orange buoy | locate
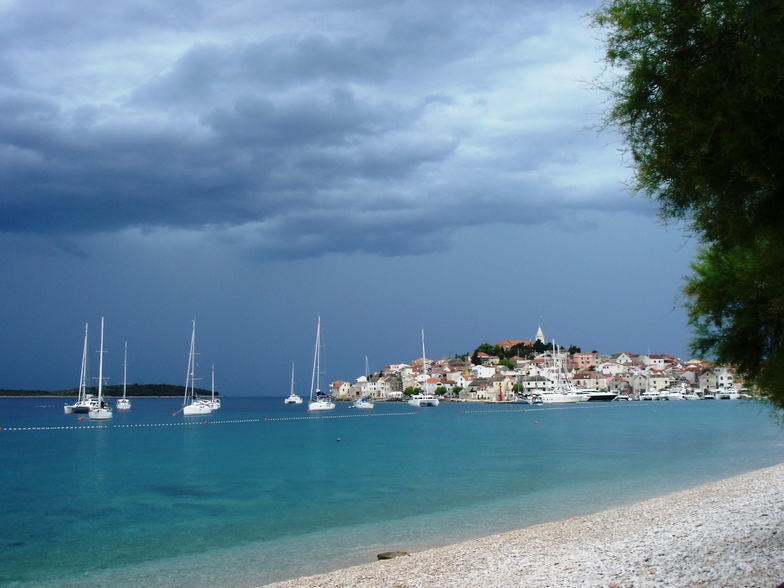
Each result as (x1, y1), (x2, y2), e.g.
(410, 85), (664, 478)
(534, 420), (538, 425)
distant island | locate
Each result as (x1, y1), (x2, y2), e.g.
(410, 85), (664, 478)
(0, 383), (214, 398)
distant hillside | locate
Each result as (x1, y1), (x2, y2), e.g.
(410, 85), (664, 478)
(0, 384), (217, 398)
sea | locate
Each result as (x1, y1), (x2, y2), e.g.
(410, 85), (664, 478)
(1, 397), (783, 588)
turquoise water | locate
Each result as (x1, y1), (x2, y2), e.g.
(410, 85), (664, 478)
(1, 398), (782, 587)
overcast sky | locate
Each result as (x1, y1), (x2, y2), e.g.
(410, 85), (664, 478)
(0, 0), (696, 396)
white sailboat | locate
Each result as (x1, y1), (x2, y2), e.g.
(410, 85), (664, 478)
(284, 363), (303, 404)
(206, 364), (221, 410)
(538, 341), (581, 404)
(88, 317), (113, 421)
(65, 323), (99, 414)
(308, 317), (335, 412)
(352, 356), (374, 409)
(116, 341), (131, 411)
(408, 330), (439, 407)
(182, 321), (212, 416)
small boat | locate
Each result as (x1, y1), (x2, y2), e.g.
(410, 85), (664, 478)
(640, 388), (660, 401)
(284, 363), (303, 404)
(182, 321), (212, 416)
(308, 317), (335, 412)
(577, 389), (618, 402)
(351, 357), (374, 408)
(527, 394), (543, 405)
(717, 387), (740, 400)
(65, 323), (99, 414)
(116, 342), (131, 411)
(408, 330), (439, 407)
(88, 317), (113, 421)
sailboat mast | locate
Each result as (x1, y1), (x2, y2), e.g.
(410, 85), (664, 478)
(97, 316), (105, 403)
(123, 341), (128, 399)
(421, 329), (428, 393)
(310, 316), (321, 401)
(79, 323), (88, 402)
(184, 321), (196, 406)
(291, 363), (295, 396)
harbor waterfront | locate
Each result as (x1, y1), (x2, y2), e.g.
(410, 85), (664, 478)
(1, 397), (782, 587)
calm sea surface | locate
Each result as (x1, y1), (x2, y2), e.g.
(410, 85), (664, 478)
(1, 397), (782, 587)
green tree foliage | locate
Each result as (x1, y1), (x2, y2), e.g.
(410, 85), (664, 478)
(685, 239), (784, 405)
(592, 0), (784, 407)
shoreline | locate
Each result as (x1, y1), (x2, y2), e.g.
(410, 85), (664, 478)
(261, 462), (784, 587)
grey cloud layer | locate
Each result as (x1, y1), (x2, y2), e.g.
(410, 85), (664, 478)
(0, 0), (631, 259)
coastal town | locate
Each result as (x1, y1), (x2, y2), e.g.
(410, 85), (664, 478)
(329, 327), (741, 402)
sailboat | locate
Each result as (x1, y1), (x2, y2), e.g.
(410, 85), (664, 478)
(88, 317), (113, 421)
(116, 341), (131, 411)
(206, 364), (221, 410)
(284, 363), (303, 404)
(538, 340), (581, 404)
(352, 356), (374, 409)
(182, 320), (213, 416)
(65, 323), (99, 414)
(308, 317), (335, 412)
(408, 330), (439, 407)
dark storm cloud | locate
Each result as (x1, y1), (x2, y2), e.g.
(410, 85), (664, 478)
(0, 0), (624, 260)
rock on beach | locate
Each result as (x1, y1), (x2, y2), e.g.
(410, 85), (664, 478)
(260, 463), (784, 587)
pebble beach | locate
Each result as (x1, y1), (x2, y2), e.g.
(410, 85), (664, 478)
(262, 463), (784, 588)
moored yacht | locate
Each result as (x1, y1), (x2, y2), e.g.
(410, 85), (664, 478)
(308, 317), (335, 412)
(88, 317), (113, 421)
(115, 341), (131, 411)
(284, 363), (303, 404)
(181, 321), (213, 417)
(408, 330), (439, 407)
(65, 323), (100, 414)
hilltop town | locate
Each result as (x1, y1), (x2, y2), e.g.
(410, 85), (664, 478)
(330, 327), (739, 401)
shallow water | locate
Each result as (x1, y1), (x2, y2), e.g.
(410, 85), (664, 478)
(1, 397), (782, 587)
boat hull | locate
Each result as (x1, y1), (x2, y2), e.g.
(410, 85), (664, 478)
(308, 401), (335, 411)
(408, 394), (439, 407)
(88, 408), (113, 420)
(586, 392), (618, 402)
(539, 393), (582, 404)
(183, 402), (213, 416)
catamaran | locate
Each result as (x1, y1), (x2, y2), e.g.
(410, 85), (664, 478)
(284, 363), (303, 404)
(308, 317), (335, 412)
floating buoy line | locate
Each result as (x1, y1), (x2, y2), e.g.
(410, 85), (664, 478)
(0, 404), (644, 432)
(0, 411), (418, 432)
